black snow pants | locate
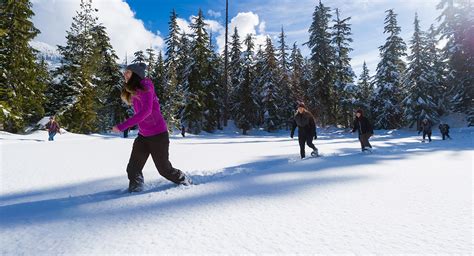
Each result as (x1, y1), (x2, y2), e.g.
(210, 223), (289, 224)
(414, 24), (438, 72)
(126, 132), (184, 187)
(298, 133), (316, 158)
(441, 132), (451, 140)
(359, 133), (372, 150)
(422, 131), (432, 142)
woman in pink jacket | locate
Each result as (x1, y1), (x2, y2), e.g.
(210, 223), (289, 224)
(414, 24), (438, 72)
(112, 63), (192, 192)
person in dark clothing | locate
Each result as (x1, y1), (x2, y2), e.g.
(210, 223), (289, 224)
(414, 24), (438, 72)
(290, 103), (318, 159)
(351, 109), (374, 152)
(112, 63), (192, 192)
(181, 125), (186, 137)
(418, 118), (432, 142)
(45, 116), (61, 141)
(439, 123), (451, 140)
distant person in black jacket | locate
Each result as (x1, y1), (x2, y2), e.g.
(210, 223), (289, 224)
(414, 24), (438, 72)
(290, 102), (318, 159)
(438, 122), (451, 140)
(351, 109), (374, 152)
(418, 118), (432, 142)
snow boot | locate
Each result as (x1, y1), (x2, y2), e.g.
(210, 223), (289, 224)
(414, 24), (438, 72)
(128, 175), (144, 193)
(128, 182), (144, 193)
(179, 173), (193, 186)
(311, 148), (319, 157)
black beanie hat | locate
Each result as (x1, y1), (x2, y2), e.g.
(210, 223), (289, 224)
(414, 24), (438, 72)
(126, 63), (147, 79)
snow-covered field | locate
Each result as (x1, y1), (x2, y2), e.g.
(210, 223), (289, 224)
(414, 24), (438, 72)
(1, 126), (472, 254)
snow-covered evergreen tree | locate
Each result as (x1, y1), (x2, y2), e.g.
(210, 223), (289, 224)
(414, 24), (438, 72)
(0, 0), (47, 132)
(261, 37), (281, 132)
(228, 27), (243, 120)
(54, 0), (100, 133)
(425, 24), (448, 115)
(91, 24), (126, 132)
(277, 27), (293, 129)
(145, 47), (156, 76)
(202, 33), (221, 132)
(437, 0), (474, 125)
(176, 32), (192, 131)
(164, 9), (182, 131)
(289, 43), (305, 104)
(307, 0), (335, 126)
(150, 51), (166, 108)
(402, 14), (439, 127)
(132, 50), (146, 64)
(331, 8), (355, 127)
(372, 9), (407, 129)
(252, 46), (266, 126)
(234, 34), (258, 134)
(182, 9), (211, 134)
(354, 61), (374, 116)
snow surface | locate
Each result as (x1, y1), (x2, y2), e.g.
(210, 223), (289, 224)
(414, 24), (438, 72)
(1, 126), (473, 254)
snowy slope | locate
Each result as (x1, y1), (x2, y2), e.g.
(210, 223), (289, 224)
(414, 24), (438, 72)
(30, 40), (62, 70)
(0, 128), (472, 254)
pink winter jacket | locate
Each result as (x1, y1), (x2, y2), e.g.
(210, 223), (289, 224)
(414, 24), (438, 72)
(117, 78), (168, 137)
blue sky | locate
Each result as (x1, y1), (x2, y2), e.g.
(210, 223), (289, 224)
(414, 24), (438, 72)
(31, 0), (442, 77)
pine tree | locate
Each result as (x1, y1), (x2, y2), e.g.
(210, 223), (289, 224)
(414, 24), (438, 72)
(182, 9), (211, 134)
(437, 0), (474, 125)
(145, 47), (156, 76)
(354, 61), (373, 116)
(54, 0), (100, 133)
(91, 24), (126, 132)
(150, 51), (166, 105)
(331, 8), (355, 127)
(307, 0), (335, 127)
(176, 32), (192, 131)
(1, 0), (47, 132)
(234, 34), (258, 134)
(426, 24), (448, 115)
(372, 9), (407, 129)
(253, 46), (266, 126)
(277, 27), (293, 129)
(202, 32), (221, 132)
(132, 50), (145, 64)
(402, 14), (439, 127)
(164, 9), (182, 131)
(261, 37), (281, 132)
(289, 42), (305, 103)
(228, 27), (243, 120)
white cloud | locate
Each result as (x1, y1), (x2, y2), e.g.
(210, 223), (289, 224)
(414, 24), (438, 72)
(31, 0), (164, 62)
(205, 19), (224, 35)
(207, 9), (222, 18)
(216, 12), (268, 53)
(176, 18), (193, 35)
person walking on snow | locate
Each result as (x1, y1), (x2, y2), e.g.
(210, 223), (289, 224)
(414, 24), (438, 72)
(45, 116), (61, 141)
(418, 118), (432, 142)
(112, 63), (192, 193)
(290, 102), (318, 159)
(351, 109), (374, 152)
(439, 122), (451, 140)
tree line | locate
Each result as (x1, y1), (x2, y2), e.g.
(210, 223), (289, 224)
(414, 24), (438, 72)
(1, 0), (472, 134)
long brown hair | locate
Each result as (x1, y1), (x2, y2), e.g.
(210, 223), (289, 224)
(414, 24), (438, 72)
(120, 72), (145, 105)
